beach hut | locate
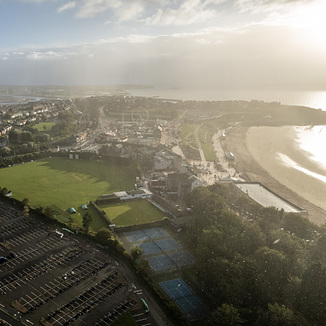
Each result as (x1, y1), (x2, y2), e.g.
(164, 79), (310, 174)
(81, 204), (88, 210)
(68, 207), (77, 214)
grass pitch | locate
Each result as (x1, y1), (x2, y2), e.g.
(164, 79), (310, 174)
(33, 122), (56, 132)
(101, 200), (166, 227)
(0, 157), (138, 230)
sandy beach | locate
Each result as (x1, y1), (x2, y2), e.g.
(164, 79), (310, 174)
(226, 125), (326, 226)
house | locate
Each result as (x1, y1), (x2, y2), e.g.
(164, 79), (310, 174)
(167, 173), (205, 197)
(188, 175), (204, 191)
(113, 188), (153, 201)
(149, 172), (167, 189)
(114, 191), (129, 200)
(153, 149), (183, 171)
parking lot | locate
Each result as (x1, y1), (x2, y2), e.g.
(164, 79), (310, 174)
(0, 204), (155, 326)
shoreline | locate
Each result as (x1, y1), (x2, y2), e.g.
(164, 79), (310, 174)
(226, 125), (326, 226)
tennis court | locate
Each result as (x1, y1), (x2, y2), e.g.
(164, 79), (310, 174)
(147, 250), (195, 271)
(168, 251), (195, 267)
(155, 238), (181, 251)
(124, 227), (168, 243)
(147, 254), (176, 271)
(144, 227), (168, 239)
(160, 278), (207, 320)
(139, 242), (163, 256)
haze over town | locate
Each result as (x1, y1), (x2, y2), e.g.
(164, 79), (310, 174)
(1, 0), (326, 90)
(2, 1), (326, 326)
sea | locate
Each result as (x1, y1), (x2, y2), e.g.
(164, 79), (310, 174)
(280, 125), (326, 184)
(130, 87), (326, 110)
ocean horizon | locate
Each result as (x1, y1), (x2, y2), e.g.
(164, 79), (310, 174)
(130, 88), (326, 111)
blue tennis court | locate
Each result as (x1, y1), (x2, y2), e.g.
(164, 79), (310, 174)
(147, 254), (176, 271)
(124, 230), (149, 243)
(139, 242), (163, 256)
(168, 250), (195, 267)
(144, 227), (168, 239)
(155, 238), (181, 251)
(160, 279), (207, 320)
(124, 227), (168, 243)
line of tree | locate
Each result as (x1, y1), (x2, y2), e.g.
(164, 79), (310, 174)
(184, 184), (326, 325)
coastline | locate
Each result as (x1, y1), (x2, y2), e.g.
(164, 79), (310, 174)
(226, 125), (326, 226)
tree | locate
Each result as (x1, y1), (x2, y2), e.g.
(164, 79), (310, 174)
(137, 257), (151, 276)
(82, 213), (93, 231)
(0, 147), (11, 157)
(20, 131), (34, 143)
(43, 206), (55, 219)
(297, 263), (326, 324)
(254, 247), (288, 304)
(95, 228), (113, 244)
(1, 187), (8, 196)
(209, 304), (245, 326)
(8, 130), (19, 143)
(282, 213), (315, 240)
(256, 303), (305, 326)
(312, 234), (326, 263)
(22, 198), (29, 206)
(130, 245), (143, 260)
(23, 205), (30, 219)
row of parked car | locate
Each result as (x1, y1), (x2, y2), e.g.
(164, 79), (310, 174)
(0, 251), (16, 263)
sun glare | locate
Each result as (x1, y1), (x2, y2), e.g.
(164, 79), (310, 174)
(295, 1), (326, 46)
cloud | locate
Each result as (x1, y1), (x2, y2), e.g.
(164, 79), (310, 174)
(57, 1), (76, 14)
(144, 0), (218, 25)
(75, 0), (119, 18)
(1, 22), (326, 88)
(236, 0), (318, 13)
(26, 51), (62, 60)
(18, 0), (57, 3)
(70, 0), (226, 25)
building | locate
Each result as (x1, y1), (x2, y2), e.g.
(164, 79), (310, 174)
(113, 188), (153, 201)
(167, 173), (204, 197)
(153, 149), (183, 171)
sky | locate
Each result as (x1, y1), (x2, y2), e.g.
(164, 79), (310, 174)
(0, 0), (326, 90)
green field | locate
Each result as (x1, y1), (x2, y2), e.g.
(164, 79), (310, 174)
(33, 122), (56, 133)
(179, 124), (197, 140)
(101, 200), (166, 226)
(198, 124), (217, 161)
(0, 157), (138, 230)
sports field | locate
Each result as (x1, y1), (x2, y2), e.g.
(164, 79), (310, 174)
(0, 157), (138, 229)
(101, 200), (166, 226)
(33, 122), (56, 132)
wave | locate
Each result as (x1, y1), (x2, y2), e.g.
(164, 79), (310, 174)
(278, 153), (326, 184)
(295, 125), (326, 170)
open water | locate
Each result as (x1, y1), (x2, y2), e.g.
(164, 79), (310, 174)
(130, 88), (326, 110)
(285, 125), (326, 183)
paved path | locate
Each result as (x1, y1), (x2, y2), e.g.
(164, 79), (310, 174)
(194, 123), (206, 163)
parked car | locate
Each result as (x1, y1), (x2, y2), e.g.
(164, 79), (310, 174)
(0, 256), (7, 264)
(8, 251), (16, 259)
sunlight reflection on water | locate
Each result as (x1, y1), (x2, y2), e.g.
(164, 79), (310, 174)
(295, 125), (326, 170)
(279, 153), (326, 183)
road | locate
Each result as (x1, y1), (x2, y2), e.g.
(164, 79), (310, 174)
(116, 260), (175, 326)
